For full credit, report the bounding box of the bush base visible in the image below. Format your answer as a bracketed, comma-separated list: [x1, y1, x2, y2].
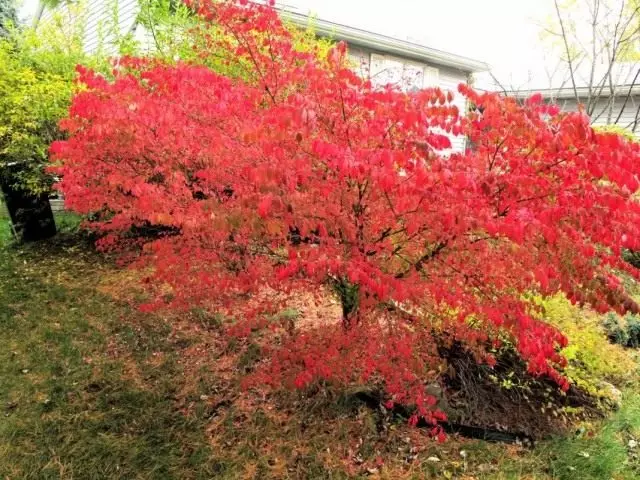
[0, 182, 56, 242]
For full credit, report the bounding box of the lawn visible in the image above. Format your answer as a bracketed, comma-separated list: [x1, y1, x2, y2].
[1, 218, 640, 479]
[0, 224, 218, 479]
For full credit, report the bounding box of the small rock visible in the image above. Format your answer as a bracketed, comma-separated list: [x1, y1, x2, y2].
[426, 456, 441, 463]
[405, 454, 418, 464]
[597, 381, 622, 408]
[629, 439, 638, 449]
[21, 369, 29, 374]
[425, 382, 449, 411]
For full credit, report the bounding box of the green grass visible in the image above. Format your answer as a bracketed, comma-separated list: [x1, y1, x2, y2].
[450, 393, 640, 479]
[0, 230, 218, 479]
[1, 217, 640, 479]
[53, 211, 83, 234]
[0, 217, 12, 244]
[0, 210, 81, 244]
[541, 394, 640, 479]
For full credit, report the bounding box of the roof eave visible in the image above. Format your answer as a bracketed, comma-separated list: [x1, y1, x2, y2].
[504, 86, 640, 99]
[280, 10, 489, 73]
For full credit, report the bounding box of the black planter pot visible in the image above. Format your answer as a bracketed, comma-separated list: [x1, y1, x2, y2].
[0, 180, 56, 242]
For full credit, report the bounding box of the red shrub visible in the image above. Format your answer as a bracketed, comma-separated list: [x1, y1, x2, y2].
[51, 0, 640, 428]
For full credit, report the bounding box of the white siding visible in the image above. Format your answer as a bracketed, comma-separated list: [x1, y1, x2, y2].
[348, 45, 371, 78]
[131, 23, 158, 54]
[41, 0, 140, 55]
[558, 96, 640, 136]
[85, 0, 139, 54]
[348, 45, 469, 152]
[438, 67, 469, 153]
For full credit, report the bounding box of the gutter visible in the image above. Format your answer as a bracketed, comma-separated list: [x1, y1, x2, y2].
[504, 85, 640, 99]
[280, 10, 489, 73]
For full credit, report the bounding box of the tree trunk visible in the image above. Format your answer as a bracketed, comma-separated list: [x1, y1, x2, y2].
[32, 3, 45, 28]
[0, 180, 56, 242]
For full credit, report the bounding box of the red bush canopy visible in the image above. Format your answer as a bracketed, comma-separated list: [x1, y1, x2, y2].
[51, 0, 640, 427]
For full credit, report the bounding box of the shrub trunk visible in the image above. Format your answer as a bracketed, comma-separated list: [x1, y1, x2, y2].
[0, 178, 56, 242]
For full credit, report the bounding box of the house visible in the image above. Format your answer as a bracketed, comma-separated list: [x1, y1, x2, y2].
[280, 10, 488, 151]
[34, 0, 140, 54]
[493, 63, 640, 136]
[35, 0, 488, 152]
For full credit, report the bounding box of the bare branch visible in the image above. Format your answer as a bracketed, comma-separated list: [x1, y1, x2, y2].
[585, 0, 601, 111]
[629, 101, 640, 132]
[554, 0, 580, 104]
[489, 71, 509, 96]
[615, 68, 640, 124]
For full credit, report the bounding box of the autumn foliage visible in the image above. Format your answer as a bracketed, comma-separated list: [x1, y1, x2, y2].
[51, 0, 640, 428]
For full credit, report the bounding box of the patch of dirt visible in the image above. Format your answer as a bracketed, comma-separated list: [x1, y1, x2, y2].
[439, 342, 603, 440]
[96, 267, 149, 303]
[281, 289, 343, 330]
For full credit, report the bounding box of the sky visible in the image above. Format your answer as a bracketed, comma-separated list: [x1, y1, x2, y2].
[17, 0, 39, 24]
[18, 0, 557, 86]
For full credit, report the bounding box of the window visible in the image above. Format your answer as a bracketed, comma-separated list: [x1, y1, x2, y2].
[369, 53, 439, 92]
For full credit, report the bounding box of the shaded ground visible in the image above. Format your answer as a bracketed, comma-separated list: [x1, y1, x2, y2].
[1, 225, 640, 479]
[440, 343, 603, 439]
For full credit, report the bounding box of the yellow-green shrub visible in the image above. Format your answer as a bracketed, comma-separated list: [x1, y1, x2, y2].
[537, 294, 637, 398]
[0, 3, 100, 194]
[593, 124, 637, 142]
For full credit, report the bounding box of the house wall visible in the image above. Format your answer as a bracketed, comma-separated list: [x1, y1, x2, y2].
[38, 2, 474, 216]
[84, 0, 139, 54]
[39, 1, 473, 153]
[348, 44, 470, 152]
[40, 0, 140, 55]
[557, 96, 640, 136]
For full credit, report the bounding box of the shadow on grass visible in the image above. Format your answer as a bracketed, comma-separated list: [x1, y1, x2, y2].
[0, 241, 223, 480]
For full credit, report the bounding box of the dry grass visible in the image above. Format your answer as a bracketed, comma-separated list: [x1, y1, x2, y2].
[2, 225, 640, 478]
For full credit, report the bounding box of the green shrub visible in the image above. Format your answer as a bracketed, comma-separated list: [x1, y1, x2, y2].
[539, 295, 636, 398]
[0, 3, 97, 195]
[625, 313, 640, 348]
[601, 312, 640, 349]
[603, 312, 630, 346]
[623, 249, 640, 269]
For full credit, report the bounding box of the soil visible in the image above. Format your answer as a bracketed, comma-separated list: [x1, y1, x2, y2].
[438, 341, 603, 440]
